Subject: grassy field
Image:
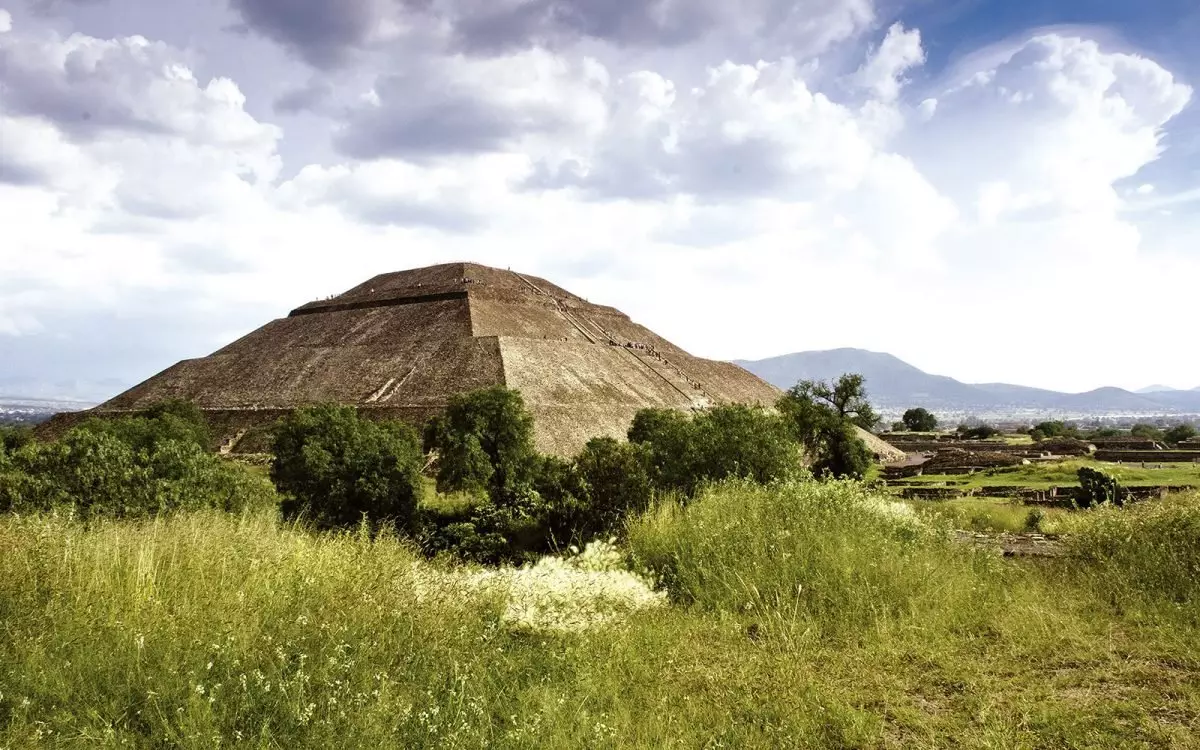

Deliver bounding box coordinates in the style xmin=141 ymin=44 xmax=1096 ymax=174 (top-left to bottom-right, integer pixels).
xmin=899 ymin=458 xmax=1200 ymax=490
xmin=2 ymin=482 xmax=1199 ymax=748
xmin=903 ymin=497 xmax=1068 ymax=534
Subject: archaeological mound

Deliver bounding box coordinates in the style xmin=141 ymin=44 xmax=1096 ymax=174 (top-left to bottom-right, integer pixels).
xmin=54 ymin=263 xmax=785 ymax=455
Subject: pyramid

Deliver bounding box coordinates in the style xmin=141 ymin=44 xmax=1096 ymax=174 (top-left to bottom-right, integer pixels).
xmin=51 ymin=262 xmax=784 ymax=456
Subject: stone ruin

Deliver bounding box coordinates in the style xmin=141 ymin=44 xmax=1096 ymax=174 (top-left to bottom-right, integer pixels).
xmin=44 ymin=262 xmax=834 ymax=457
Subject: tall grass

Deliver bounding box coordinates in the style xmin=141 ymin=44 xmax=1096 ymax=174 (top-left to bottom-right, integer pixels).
xmin=1065 ymin=491 xmax=1200 ymax=606
xmin=626 ymin=480 xmax=1006 ymax=640
xmin=2 ymin=486 xmax=1199 ymax=747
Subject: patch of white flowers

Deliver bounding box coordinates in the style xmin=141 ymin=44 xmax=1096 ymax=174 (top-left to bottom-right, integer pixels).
xmin=408 ymin=540 xmax=666 ymax=634
xmin=861 ymin=496 xmax=922 ymax=525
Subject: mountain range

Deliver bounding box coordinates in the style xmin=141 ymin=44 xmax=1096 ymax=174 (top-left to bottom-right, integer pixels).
xmin=734 ymin=349 xmax=1200 ymax=417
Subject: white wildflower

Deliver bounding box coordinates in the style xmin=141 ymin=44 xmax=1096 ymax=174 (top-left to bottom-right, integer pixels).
xmin=408 ymin=540 xmax=665 ymax=634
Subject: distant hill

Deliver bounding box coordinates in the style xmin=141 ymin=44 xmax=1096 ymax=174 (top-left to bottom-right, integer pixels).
xmin=734 ymin=349 xmax=1200 ymax=416
xmin=1137 ymin=385 xmax=1178 ymax=394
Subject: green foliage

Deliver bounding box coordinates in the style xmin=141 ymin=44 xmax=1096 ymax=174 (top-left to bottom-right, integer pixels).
xmin=958 ymin=424 xmax=1000 ymax=440
xmin=629 ymin=405 xmax=801 ymax=495
xmin=1077 ymin=466 xmax=1125 ymax=509
xmin=1032 ymin=421 xmax=1079 ymax=440
xmin=5 ymin=491 xmax=1200 ymax=746
xmin=78 ymin=398 xmax=212 ymax=454
xmin=787 ymin=374 xmax=879 ymax=431
xmin=1130 ymin=423 xmax=1164 ymax=440
xmin=901 ymin=407 xmax=938 ymax=432
xmin=777 ymin=377 xmax=875 ymax=481
xmin=810 ymin=423 xmax=873 ymax=480
xmin=627 ymin=480 xmax=996 ymax=637
xmin=572 ymin=437 xmax=654 ymax=538
xmin=0 ymin=424 xmax=34 ymax=454
xmin=271 ymin=405 xmax=424 ymax=531
xmin=1164 ymin=424 xmax=1197 ymax=445
xmin=425 ymin=386 xmax=537 ymax=501
xmin=0 ymin=424 xmax=274 ymax=519
xmin=629 ymin=408 xmax=700 ymax=493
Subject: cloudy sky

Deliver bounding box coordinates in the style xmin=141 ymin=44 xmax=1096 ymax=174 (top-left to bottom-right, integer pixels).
xmin=1 ymin=0 xmax=1198 ymax=401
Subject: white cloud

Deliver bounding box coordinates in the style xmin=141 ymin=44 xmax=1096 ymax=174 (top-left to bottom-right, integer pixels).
xmin=853 ymin=23 xmax=924 ymax=102
xmin=0 ymin=9 xmax=12 ymax=33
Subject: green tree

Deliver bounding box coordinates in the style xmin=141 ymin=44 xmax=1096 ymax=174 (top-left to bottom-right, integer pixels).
xmin=901 ymin=407 xmax=938 ymax=432
xmin=958 ymin=424 xmax=1000 ymax=440
xmin=271 ymin=405 xmax=424 ymax=531
xmin=776 ymin=375 xmax=876 ymax=481
xmin=0 ymin=425 xmax=34 ymax=454
xmin=628 ymin=405 xmax=801 ymax=495
xmin=788 ymin=374 xmax=879 ymax=430
xmin=628 ymin=408 xmax=699 ymax=494
xmin=692 ymin=404 xmax=801 ymax=486
xmin=1 ymin=424 xmax=272 ymax=519
xmin=1164 ymin=424 xmax=1197 ymax=445
xmin=1130 ymin=423 xmax=1164 ymax=440
xmin=425 ymin=387 xmax=537 ymax=501
xmin=1031 ymin=421 xmax=1078 ymax=440
xmin=811 ymin=423 xmax=874 ymax=480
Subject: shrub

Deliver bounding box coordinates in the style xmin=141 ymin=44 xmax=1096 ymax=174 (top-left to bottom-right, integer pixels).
xmin=628 ymin=408 xmax=697 ymax=493
xmin=630 ymin=405 xmax=802 ymax=495
xmin=77 ymin=399 xmax=212 ymax=454
xmin=692 ymin=404 xmax=802 ymax=486
xmin=1130 ymin=423 xmax=1163 ymax=440
xmin=1032 ymin=421 xmax=1078 ymax=440
xmin=958 ymin=424 xmax=1000 ymax=440
xmin=0 ymin=425 xmax=34 ymax=454
xmin=271 ymin=405 xmax=424 ymax=531
xmin=1164 ymin=424 xmax=1197 ymax=446
xmin=572 ymin=437 xmax=653 ymax=538
xmin=0 ymin=427 xmax=275 ymax=519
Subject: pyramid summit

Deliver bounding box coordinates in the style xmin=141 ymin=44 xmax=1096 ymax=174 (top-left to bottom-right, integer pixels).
xmin=55 ymin=262 xmax=781 ymax=455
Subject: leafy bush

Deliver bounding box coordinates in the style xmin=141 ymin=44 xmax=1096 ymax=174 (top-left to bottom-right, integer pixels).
xmin=77 ymin=398 xmax=212 ymax=453
xmin=1032 ymin=421 xmax=1078 ymax=440
xmin=958 ymin=424 xmax=1000 ymax=440
xmin=0 ymin=426 xmax=274 ymax=519
xmin=1164 ymin=424 xmax=1197 ymax=446
xmin=271 ymin=405 xmax=424 ymax=531
xmin=571 ymin=437 xmax=654 ymax=538
xmin=0 ymin=424 xmax=34 ymax=454
xmin=1130 ymin=423 xmax=1164 ymax=440
xmin=630 ymin=405 xmax=802 ymax=495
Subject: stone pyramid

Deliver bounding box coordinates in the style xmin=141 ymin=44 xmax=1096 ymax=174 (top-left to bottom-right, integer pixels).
xmin=60 ymin=262 xmax=782 ymax=455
